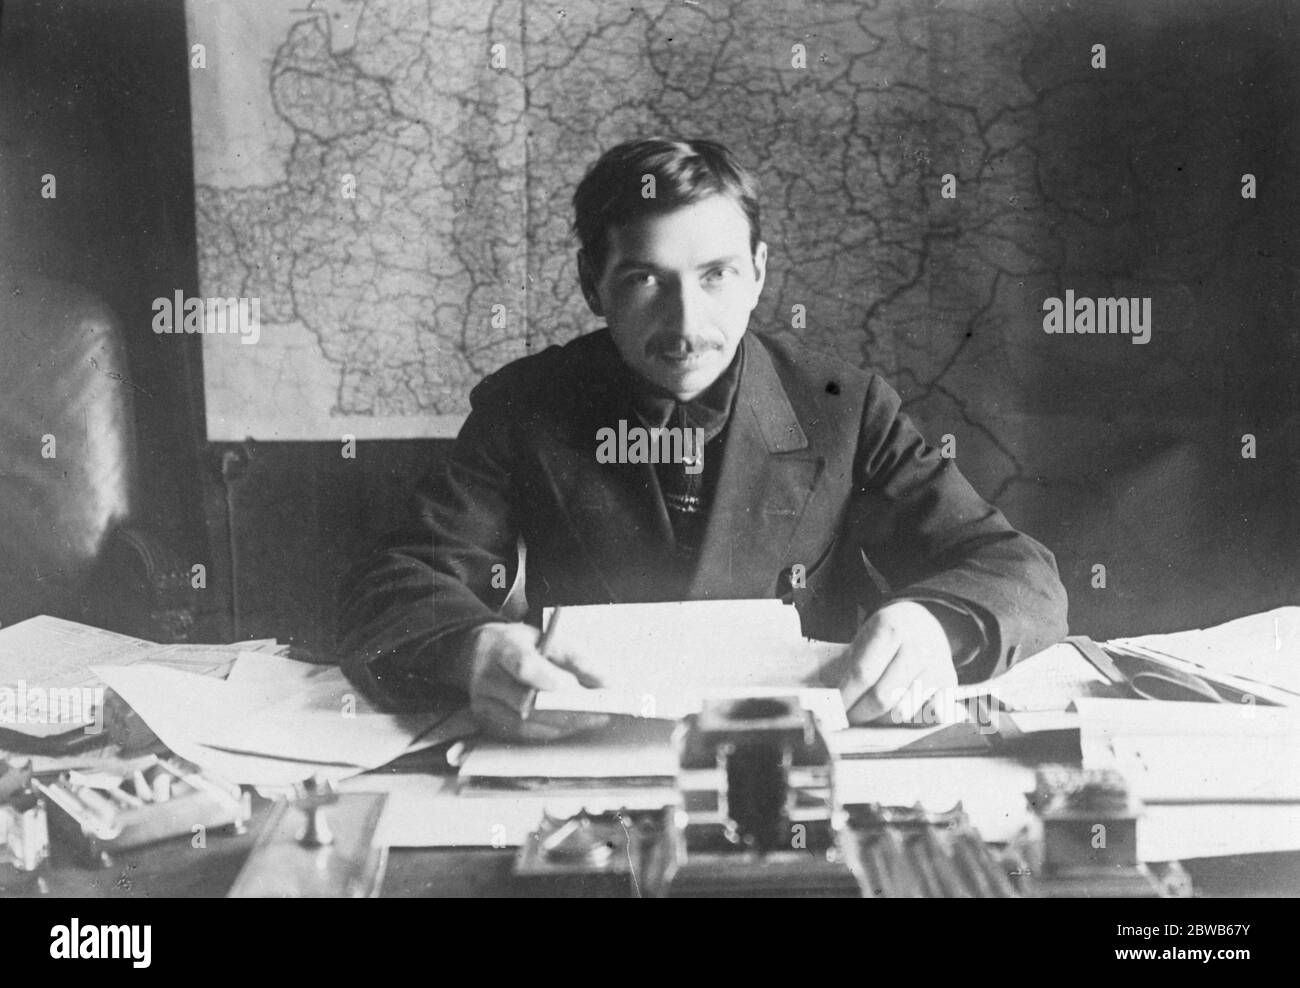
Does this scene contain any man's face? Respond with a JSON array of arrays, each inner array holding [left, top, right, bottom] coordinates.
[[580, 195, 767, 401]]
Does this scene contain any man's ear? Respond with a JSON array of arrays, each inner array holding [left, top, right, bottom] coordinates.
[[577, 250, 605, 317], [751, 241, 768, 300]]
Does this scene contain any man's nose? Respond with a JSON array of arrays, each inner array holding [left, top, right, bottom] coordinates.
[[665, 281, 708, 336]]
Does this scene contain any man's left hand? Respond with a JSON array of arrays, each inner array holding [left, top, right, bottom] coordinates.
[[835, 600, 957, 724]]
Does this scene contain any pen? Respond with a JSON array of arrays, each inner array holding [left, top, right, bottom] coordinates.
[[538, 607, 563, 655], [523, 608, 564, 721]]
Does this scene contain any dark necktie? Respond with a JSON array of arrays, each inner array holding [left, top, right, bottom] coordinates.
[[629, 346, 743, 554]]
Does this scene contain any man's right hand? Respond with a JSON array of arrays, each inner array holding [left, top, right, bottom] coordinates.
[[467, 622, 610, 742]]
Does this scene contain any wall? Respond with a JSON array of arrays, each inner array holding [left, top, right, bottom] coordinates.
[[2, 0, 1295, 654]]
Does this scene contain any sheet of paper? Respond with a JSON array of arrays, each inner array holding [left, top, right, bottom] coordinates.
[[95, 663, 443, 785], [533, 686, 849, 731], [1001, 710, 1082, 734], [952, 641, 1117, 712], [232, 639, 284, 652], [0, 616, 285, 690], [0, 615, 159, 691], [125, 643, 242, 678], [459, 716, 678, 785], [829, 720, 998, 757], [1139, 803, 1300, 861], [145, 638, 286, 679], [336, 773, 676, 848], [205, 668, 443, 766], [1073, 697, 1300, 737], [540, 599, 847, 695], [1107, 606, 1300, 699], [1072, 697, 1300, 814], [0, 616, 280, 738], [226, 650, 338, 685], [1100, 734, 1300, 803], [94, 664, 353, 786]]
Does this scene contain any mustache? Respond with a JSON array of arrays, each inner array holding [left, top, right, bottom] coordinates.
[[646, 334, 723, 357]]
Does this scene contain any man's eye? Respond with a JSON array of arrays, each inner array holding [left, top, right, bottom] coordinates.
[[627, 272, 657, 287], [704, 267, 736, 283]]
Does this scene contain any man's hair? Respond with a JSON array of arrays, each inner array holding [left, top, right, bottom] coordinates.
[[573, 137, 762, 279]]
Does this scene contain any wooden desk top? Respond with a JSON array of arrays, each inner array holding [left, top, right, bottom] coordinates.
[[6, 794, 1300, 898]]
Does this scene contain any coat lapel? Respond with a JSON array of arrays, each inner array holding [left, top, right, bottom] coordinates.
[[687, 335, 825, 598], [531, 346, 675, 601]]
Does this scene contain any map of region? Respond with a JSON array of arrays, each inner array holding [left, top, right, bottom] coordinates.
[[190, 0, 1091, 459], [191, 0, 527, 438]]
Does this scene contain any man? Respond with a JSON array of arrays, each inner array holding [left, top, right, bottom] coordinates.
[[338, 138, 1068, 741]]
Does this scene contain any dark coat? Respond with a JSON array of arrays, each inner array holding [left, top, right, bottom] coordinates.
[[337, 329, 1069, 709]]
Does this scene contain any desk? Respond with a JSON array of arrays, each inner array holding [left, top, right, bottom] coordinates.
[[6, 794, 1300, 898]]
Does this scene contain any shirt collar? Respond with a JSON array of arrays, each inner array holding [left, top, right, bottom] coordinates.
[[626, 341, 745, 442]]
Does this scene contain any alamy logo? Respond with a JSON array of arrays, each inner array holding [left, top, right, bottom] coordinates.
[[152, 291, 261, 344], [595, 420, 704, 474], [0, 682, 103, 734], [50, 919, 151, 968], [1042, 290, 1151, 344]]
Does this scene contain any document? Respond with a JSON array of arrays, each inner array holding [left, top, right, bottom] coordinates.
[[947, 608, 1300, 714], [1073, 696, 1300, 738], [950, 641, 1119, 712], [337, 772, 676, 848], [533, 599, 849, 727], [0, 615, 284, 691], [459, 716, 678, 787], [0, 615, 159, 692], [533, 686, 849, 731], [1106, 734, 1300, 803], [1139, 804, 1300, 861], [1076, 698, 1300, 803], [1105, 606, 1300, 705], [94, 664, 347, 786], [96, 657, 449, 786], [0, 615, 277, 740]]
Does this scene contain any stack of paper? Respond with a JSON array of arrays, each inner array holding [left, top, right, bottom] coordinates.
[[338, 772, 676, 848], [0, 614, 283, 743], [459, 716, 677, 788], [1076, 698, 1300, 860], [1105, 606, 1300, 706], [96, 652, 460, 787]]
